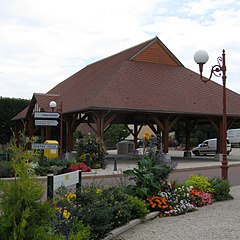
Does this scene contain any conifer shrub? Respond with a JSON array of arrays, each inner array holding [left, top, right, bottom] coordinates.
[[0, 132, 58, 239]]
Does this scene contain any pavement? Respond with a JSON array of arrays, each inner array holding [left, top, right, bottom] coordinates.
[[85, 147, 240, 176]]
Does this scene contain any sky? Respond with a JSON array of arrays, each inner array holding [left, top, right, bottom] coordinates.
[[0, 0, 240, 99]]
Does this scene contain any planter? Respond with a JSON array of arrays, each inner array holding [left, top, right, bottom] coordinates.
[[102, 211, 160, 240]]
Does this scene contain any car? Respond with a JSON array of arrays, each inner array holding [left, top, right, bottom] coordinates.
[[192, 138, 232, 156]]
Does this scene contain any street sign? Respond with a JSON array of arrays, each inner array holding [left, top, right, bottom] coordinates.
[[32, 143, 59, 150], [35, 119, 58, 126], [34, 112, 60, 119]]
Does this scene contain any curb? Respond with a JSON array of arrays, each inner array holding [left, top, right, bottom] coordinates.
[[102, 211, 160, 240]]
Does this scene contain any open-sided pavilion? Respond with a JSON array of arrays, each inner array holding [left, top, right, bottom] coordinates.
[[13, 36, 240, 156]]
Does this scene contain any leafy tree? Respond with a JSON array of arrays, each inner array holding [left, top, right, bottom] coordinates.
[[0, 97, 29, 144], [104, 124, 130, 149]]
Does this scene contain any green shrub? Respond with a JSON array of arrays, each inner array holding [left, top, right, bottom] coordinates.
[[69, 221, 92, 240], [127, 195, 150, 219], [76, 185, 103, 206], [0, 161, 14, 178], [34, 156, 75, 175], [76, 134, 107, 168], [101, 186, 132, 229], [185, 175, 215, 193], [124, 149, 177, 198], [210, 177, 233, 201], [80, 201, 113, 240]]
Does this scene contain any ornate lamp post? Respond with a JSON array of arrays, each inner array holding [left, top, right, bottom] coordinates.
[[194, 49, 228, 179], [49, 101, 63, 160]]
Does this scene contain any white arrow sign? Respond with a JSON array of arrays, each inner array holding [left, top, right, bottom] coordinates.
[[34, 112, 60, 119], [35, 119, 58, 126], [32, 144, 59, 149]]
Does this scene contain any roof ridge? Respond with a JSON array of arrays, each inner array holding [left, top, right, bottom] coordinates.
[[34, 93, 60, 97]]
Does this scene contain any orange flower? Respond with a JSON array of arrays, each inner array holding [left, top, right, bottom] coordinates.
[[161, 196, 167, 205]]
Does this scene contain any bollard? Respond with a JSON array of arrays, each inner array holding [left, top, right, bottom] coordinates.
[[114, 158, 117, 171], [86, 153, 91, 166], [102, 157, 107, 169]]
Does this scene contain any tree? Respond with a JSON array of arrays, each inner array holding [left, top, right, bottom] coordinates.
[[0, 97, 29, 144], [104, 124, 130, 149]]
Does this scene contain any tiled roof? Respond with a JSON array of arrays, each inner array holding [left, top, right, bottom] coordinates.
[[47, 37, 240, 116], [12, 93, 60, 120], [13, 36, 240, 120]]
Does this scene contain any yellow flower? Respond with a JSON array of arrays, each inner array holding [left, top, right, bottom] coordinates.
[[144, 131, 151, 141], [65, 193, 76, 202], [63, 209, 71, 219], [96, 188, 102, 194], [56, 207, 62, 212]]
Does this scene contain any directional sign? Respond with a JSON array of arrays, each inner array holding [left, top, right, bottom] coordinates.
[[35, 119, 58, 126], [34, 112, 60, 119], [32, 143, 59, 150]]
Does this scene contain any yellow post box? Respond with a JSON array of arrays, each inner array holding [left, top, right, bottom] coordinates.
[[44, 140, 59, 159]]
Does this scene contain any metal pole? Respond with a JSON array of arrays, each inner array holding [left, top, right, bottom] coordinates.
[[59, 102, 63, 160], [47, 174, 54, 200], [220, 49, 228, 179]]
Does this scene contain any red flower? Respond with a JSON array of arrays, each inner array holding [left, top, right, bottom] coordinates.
[[78, 162, 91, 172], [68, 163, 91, 172], [68, 164, 79, 172]]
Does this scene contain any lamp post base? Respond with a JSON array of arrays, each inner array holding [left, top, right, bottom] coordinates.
[[221, 164, 229, 180]]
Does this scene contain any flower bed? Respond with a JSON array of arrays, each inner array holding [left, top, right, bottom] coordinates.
[[0, 134, 234, 240]]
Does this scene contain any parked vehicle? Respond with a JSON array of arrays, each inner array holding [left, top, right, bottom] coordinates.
[[227, 129, 240, 147], [192, 138, 231, 156]]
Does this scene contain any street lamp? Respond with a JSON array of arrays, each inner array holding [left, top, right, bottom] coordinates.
[[49, 100, 57, 112], [49, 101, 63, 160], [194, 49, 228, 179]]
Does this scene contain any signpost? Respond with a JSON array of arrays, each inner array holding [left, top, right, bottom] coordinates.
[[34, 107, 62, 159], [34, 112, 60, 119], [32, 143, 59, 150], [35, 119, 58, 126]]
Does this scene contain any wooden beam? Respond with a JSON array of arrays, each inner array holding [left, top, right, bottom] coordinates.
[[103, 113, 117, 130], [169, 117, 180, 130], [150, 115, 164, 130]]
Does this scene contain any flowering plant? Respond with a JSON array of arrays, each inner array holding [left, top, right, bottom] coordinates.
[[146, 195, 173, 212], [143, 131, 151, 142], [77, 134, 107, 169], [68, 162, 91, 172], [188, 188, 214, 207], [52, 191, 79, 239], [146, 180, 214, 217], [151, 181, 197, 216]]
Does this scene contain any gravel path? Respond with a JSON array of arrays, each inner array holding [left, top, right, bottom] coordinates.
[[114, 186, 240, 240]]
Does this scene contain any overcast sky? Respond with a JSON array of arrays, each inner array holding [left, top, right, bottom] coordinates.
[[1, 0, 240, 99]]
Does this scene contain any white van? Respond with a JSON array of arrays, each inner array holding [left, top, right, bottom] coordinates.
[[227, 129, 240, 147], [192, 138, 231, 156]]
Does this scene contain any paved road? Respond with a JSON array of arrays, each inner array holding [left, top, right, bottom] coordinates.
[[104, 148, 240, 186]]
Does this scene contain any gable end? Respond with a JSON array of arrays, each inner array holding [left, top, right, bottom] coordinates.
[[130, 38, 182, 66]]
